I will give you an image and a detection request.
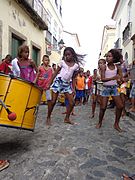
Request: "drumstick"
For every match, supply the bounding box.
[0,99,12,114]
[0,99,17,120]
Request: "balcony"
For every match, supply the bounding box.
[15,0,48,30]
[122,22,132,44]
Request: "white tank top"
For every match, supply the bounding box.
[103,65,117,86]
[58,60,79,82]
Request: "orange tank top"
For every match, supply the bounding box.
[76,76,85,90]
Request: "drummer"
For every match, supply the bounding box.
[0,54,12,74]
[12,45,38,82]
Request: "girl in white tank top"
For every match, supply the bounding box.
[96,49,124,132]
[103,64,117,86]
[46,47,85,126]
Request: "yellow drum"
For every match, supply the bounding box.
[0,73,10,102]
[41,91,47,104]
[58,93,65,104]
[41,90,53,104]
[0,74,42,131]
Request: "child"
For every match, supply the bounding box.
[83,70,92,104]
[0,54,12,74]
[90,59,106,118]
[119,74,128,117]
[46,47,84,125]
[34,55,53,124]
[129,60,135,112]
[96,49,124,132]
[14,45,37,82]
[90,68,100,118]
[52,63,57,73]
[75,69,85,106]
[97,59,106,102]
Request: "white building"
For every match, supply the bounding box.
[100,25,116,58]
[0,0,48,64]
[112,0,135,65]
[0,0,64,65]
[44,0,64,65]
[62,30,80,49]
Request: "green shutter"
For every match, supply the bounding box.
[11,36,22,59]
[32,46,39,65]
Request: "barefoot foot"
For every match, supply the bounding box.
[46,117,52,126]
[96,123,102,129]
[62,112,67,114]
[122,174,134,180]
[71,112,76,116]
[129,108,135,112]
[64,119,75,125]
[90,114,94,118]
[114,124,123,132]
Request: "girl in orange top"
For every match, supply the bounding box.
[75,69,85,105]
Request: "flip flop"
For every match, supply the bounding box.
[122,174,135,180]
[0,160,9,172]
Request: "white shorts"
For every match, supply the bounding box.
[45,89,52,101]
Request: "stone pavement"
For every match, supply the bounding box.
[0,103,135,180]
[128,111,135,121]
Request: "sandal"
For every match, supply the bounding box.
[122,174,135,180]
[0,160,9,171]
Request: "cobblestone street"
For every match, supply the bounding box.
[0,102,135,180]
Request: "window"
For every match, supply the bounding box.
[32,46,40,65]
[55,0,58,8]
[11,34,24,59]
[60,5,62,16]
[33,0,42,17]
[127,0,132,22]
[53,36,57,50]
[46,31,52,44]
[46,10,52,32]
[118,20,121,38]
[124,52,129,66]
[53,20,58,38]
